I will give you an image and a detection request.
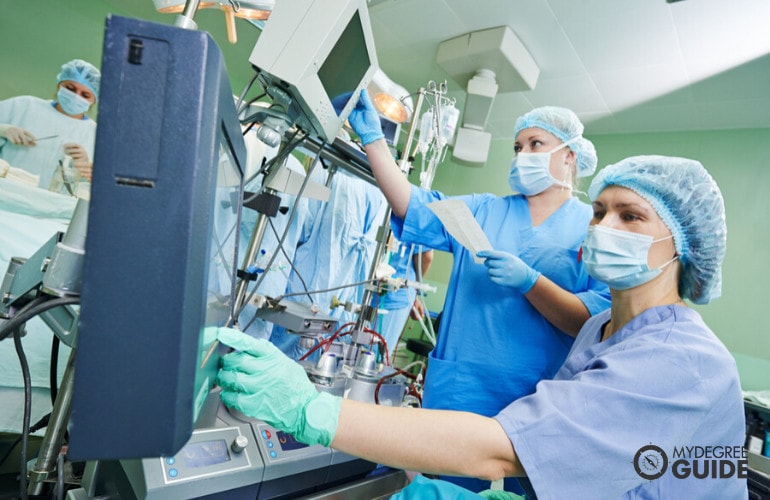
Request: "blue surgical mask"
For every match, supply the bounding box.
[582,225,677,290]
[508,138,576,195]
[57,87,92,116]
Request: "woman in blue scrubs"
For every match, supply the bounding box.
[348,95,611,491]
[214,154,746,499]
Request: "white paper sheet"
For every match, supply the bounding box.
[427,198,492,263]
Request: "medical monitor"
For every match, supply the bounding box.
[68,15,246,460]
[249,0,379,142]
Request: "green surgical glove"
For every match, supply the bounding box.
[479,490,525,500]
[216,327,341,447]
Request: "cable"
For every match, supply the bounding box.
[14,328,30,500]
[362,327,390,366]
[267,217,312,302]
[0,296,80,342]
[0,295,79,500]
[235,71,260,116]
[50,335,60,405]
[274,278,375,302]
[374,367,417,405]
[298,322,356,361]
[233,133,314,322]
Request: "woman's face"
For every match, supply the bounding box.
[58,80,96,105]
[590,186,677,269]
[513,127,576,184]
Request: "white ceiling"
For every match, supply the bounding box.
[2,0,767,141]
[366,0,770,138]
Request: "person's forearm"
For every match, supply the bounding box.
[525,276,591,336]
[363,139,411,218]
[331,399,523,480]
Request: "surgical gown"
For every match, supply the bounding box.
[495,305,747,499]
[392,187,610,418]
[0,96,96,189]
[237,151,316,340]
[269,170,387,359]
[375,239,424,358]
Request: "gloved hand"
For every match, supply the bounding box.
[476,250,541,293]
[347,89,384,146]
[391,476,486,499]
[479,489,525,500]
[0,125,36,146]
[63,143,93,181]
[216,327,341,447]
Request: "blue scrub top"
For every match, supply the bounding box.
[391,187,610,417]
[495,306,747,499]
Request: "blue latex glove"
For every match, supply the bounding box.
[216,327,341,447]
[476,250,541,293]
[347,89,384,146]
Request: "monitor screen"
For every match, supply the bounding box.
[68,15,246,461]
[249,0,379,142]
[318,11,371,118]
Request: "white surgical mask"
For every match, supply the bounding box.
[582,225,677,290]
[508,137,576,195]
[57,87,92,116]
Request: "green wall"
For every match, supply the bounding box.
[417,128,770,388]
[0,0,261,106]
[3,0,766,387]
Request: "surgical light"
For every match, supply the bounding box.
[368,69,413,123]
[152,0,274,42]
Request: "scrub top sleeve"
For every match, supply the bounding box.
[573,276,611,316]
[390,186,454,251]
[493,336,734,499]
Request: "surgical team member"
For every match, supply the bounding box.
[353,93,611,491]
[0,59,100,188]
[214,155,746,499]
[376,238,433,359]
[269,169,388,360]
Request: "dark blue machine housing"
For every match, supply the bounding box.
[69,15,246,460]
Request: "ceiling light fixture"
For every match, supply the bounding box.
[436,26,540,165]
[367,69,414,124]
[153,0,274,42]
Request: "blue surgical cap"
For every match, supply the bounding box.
[588,155,726,304]
[513,106,598,177]
[57,59,101,102]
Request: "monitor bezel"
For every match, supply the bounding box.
[248,0,379,142]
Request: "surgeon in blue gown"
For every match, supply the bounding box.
[375,237,433,360]
[235,131,318,341]
[269,169,388,360]
[350,97,612,491]
[213,155,746,499]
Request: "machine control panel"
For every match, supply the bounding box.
[252,421,332,481]
[159,426,254,484]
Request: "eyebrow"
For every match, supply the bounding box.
[595,200,653,214]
